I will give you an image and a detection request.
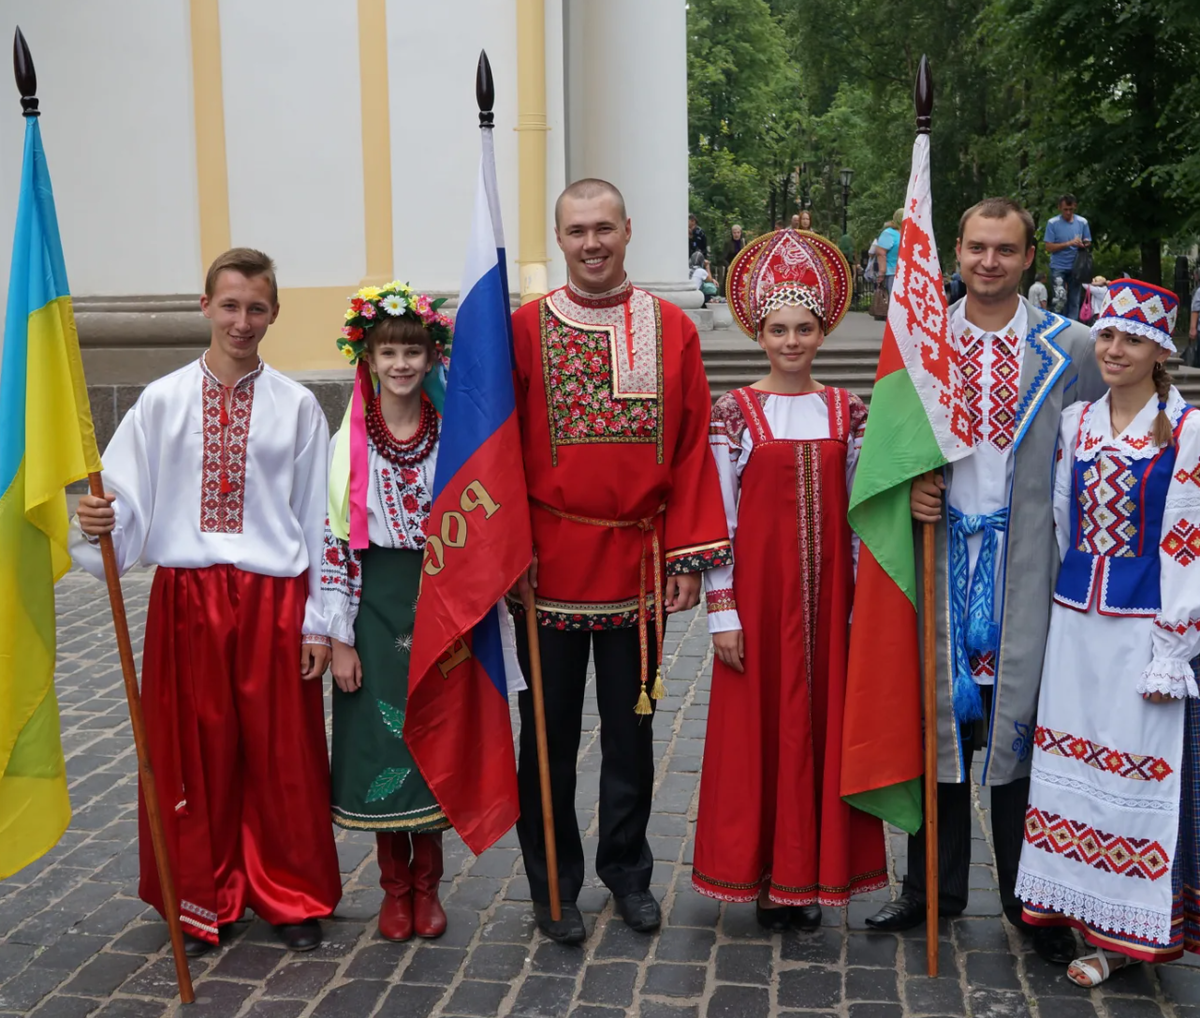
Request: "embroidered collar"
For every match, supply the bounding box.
[200,352,265,389]
[951,298,1028,350]
[1076,387,1186,462]
[565,276,634,309]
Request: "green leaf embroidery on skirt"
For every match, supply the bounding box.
[378,699,406,739]
[366,767,410,802]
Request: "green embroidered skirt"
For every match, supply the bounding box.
[331,546,448,832]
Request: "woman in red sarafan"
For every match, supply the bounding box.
[693,229,887,930]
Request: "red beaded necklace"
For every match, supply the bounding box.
[365,393,437,468]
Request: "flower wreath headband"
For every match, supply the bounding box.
[336,281,454,366]
[329,282,454,548]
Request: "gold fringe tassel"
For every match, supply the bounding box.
[650,667,666,701]
[634,683,653,715]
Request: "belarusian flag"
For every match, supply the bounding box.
[840,133,972,834]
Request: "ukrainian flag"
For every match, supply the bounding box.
[0,114,100,878]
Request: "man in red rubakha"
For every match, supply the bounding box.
[510,179,731,944]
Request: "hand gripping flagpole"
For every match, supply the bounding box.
[476,50,561,923]
[12,27,196,1006]
[914,54,940,979]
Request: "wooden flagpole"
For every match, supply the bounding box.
[914,55,940,979]
[86,474,195,1003]
[10,26,193,1004]
[475,48,562,923]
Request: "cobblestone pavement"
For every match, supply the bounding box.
[5,568,1200,1018]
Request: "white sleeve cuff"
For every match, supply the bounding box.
[1137,657,1199,699]
[707,608,743,634]
[326,613,356,648]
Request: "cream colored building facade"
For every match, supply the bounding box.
[0,0,697,374]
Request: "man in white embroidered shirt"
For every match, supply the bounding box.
[863,200,1104,968]
[72,249,341,955]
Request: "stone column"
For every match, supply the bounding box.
[565,0,701,309]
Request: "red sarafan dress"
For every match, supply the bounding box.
[693,385,887,905]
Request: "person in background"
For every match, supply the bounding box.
[1043,193,1091,320]
[690,251,715,307]
[689,213,708,261]
[799,210,812,230]
[874,211,903,295]
[1028,272,1048,310]
[1082,275,1108,322]
[722,224,746,274]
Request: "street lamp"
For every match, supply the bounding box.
[840,167,854,235]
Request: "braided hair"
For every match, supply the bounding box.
[1153,362,1174,448]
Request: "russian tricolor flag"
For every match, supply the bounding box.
[406,121,531,855]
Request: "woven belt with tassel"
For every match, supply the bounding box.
[530,499,667,715]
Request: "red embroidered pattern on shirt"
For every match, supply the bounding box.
[540,302,661,464]
[200,375,253,533]
[960,333,984,445]
[706,588,736,613]
[1156,617,1200,635]
[1034,725,1173,781]
[377,465,430,549]
[1175,463,1200,489]
[1077,454,1138,557]
[1024,806,1171,881]
[970,652,995,679]
[1162,519,1200,566]
[987,331,1020,451]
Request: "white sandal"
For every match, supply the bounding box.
[1066,949,1140,987]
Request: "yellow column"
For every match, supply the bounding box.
[189,0,231,268]
[357,0,394,286]
[516,0,549,304]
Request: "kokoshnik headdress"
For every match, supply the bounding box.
[328,282,453,548]
[1090,278,1179,354]
[726,228,853,339]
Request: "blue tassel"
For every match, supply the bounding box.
[953,670,985,723]
[966,617,999,655]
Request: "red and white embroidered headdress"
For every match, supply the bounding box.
[1092,278,1179,354]
[726,228,852,339]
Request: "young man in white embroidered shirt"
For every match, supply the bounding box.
[72,248,341,956]
[863,199,1104,970]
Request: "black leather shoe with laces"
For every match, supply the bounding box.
[615,891,662,932]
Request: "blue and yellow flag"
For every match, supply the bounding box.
[0,115,101,878]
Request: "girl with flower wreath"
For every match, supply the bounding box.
[321,283,453,942]
[692,229,886,930]
[1015,281,1200,985]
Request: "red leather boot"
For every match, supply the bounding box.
[376,831,413,941]
[410,831,447,938]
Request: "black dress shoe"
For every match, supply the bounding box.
[183,933,213,957]
[791,904,822,931]
[756,902,790,931]
[865,894,926,931]
[276,918,323,952]
[615,891,662,932]
[1031,925,1076,965]
[533,901,586,945]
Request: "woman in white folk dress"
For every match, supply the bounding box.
[1016,279,1200,985]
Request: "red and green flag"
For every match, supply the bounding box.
[841,133,972,834]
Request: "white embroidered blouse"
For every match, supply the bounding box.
[320,432,439,646]
[69,355,332,641]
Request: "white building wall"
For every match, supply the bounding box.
[0,0,201,298]
[220,0,366,288]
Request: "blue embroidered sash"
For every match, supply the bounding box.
[948,506,1009,723]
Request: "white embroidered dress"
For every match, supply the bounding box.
[69,355,332,640]
[1016,387,1200,947]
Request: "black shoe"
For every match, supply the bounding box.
[182,933,213,957]
[755,902,790,931]
[533,901,586,945]
[791,904,822,931]
[865,894,926,931]
[615,891,662,932]
[1031,925,1076,965]
[276,918,322,952]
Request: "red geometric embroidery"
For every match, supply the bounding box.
[1162,519,1200,566]
[1034,725,1173,781]
[200,373,254,533]
[1024,806,1171,881]
[987,331,1020,452]
[1077,454,1137,557]
[960,333,984,446]
[970,651,995,679]
[1174,463,1200,489]
[706,587,736,613]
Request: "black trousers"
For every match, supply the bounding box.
[514,624,656,904]
[902,686,1030,923]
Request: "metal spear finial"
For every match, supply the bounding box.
[476,49,495,129]
[13,27,38,117]
[915,54,932,135]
